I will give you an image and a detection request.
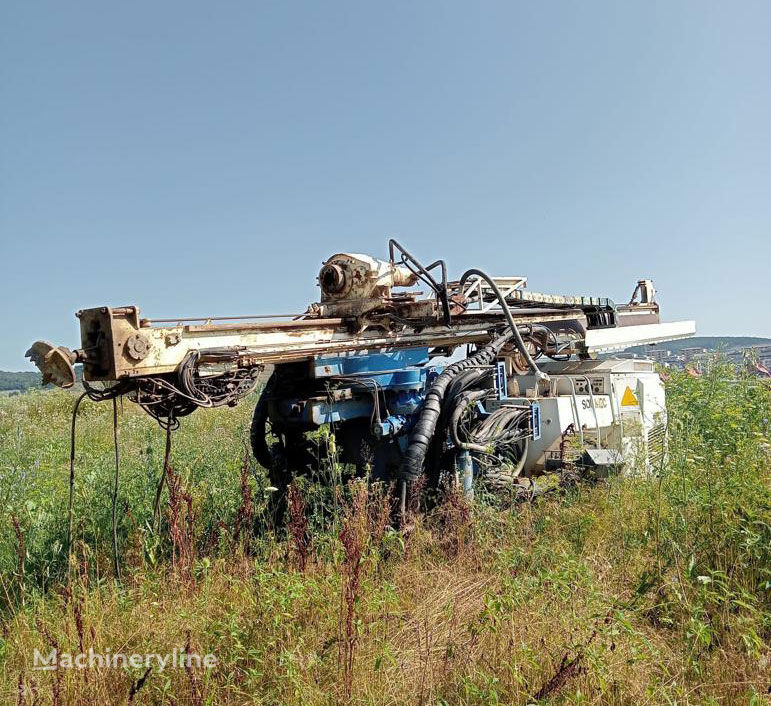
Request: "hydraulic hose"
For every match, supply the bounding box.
[443,368,491,411]
[388,238,451,326]
[398,329,513,481]
[448,389,490,453]
[458,268,549,382]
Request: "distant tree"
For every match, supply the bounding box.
[0,371,43,392]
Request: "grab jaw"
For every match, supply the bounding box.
[25,341,77,389]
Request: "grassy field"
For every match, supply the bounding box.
[0,364,769,705]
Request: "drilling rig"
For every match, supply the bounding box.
[27,240,695,507]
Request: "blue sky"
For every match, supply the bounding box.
[1,1,769,370]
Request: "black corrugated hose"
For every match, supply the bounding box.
[398,329,514,481]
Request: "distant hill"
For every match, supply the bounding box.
[0,366,84,393]
[626,336,771,355]
[0,370,42,392]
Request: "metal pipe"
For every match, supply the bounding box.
[146,313,303,324]
[565,376,585,447]
[457,450,474,499]
[582,375,602,449]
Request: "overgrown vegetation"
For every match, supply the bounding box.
[0,362,768,704]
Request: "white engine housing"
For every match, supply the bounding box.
[510,358,667,474]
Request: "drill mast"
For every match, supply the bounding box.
[28,240,694,395]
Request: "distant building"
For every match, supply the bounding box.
[755,345,771,367]
[630,343,771,377]
[646,348,671,362]
[679,347,708,362]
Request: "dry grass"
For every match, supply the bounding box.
[1,367,769,705]
[3,503,770,705]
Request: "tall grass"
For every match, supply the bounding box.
[0,362,768,704]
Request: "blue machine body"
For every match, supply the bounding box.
[277,348,438,431]
[271,347,540,489]
[310,348,430,378]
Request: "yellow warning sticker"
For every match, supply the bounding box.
[621,386,639,407]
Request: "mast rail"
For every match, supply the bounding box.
[145,313,304,325]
